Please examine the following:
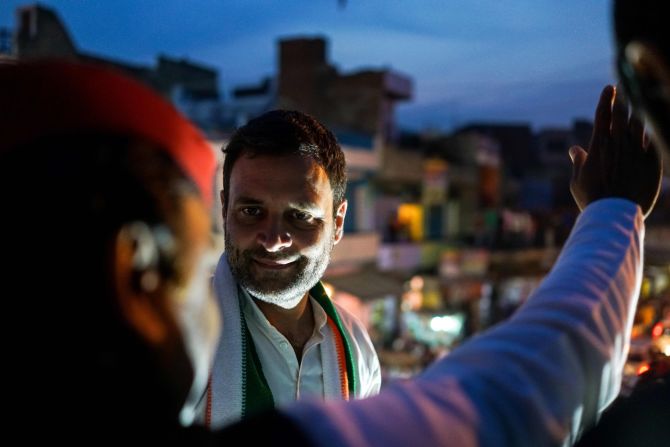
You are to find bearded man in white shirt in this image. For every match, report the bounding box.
[202,110,381,428]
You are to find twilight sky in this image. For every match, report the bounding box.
[1,0,618,132]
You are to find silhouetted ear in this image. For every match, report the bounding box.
[333,200,347,244]
[624,41,670,88]
[624,41,670,170]
[113,222,169,347]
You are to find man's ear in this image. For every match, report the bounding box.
[333,200,347,245]
[113,222,169,347]
[624,41,670,88]
[624,41,670,172]
[623,40,670,124]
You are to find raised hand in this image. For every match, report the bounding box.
[569,85,662,218]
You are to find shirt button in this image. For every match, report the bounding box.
[280,341,290,350]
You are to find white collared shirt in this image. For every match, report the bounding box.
[204,266,382,428]
[240,288,332,405]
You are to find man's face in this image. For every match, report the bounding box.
[223,153,346,309]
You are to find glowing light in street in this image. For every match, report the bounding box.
[430,315,462,333]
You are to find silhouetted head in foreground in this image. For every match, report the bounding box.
[615,0,670,162]
[0,60,219,436]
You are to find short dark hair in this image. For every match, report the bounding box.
[222,110,347,215]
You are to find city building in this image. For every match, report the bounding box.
[12,4,224,137]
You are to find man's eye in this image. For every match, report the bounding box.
[292,211,312,221]
[241,207,262,217]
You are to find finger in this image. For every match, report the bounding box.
[644,141,663,174]
[611,88,630,141]
[607,88,633,187]
[589,85,615,157]
[642,144,663,217]
[628,114,646,175]
[569,146,587,180]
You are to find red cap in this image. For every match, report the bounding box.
[0,59,217,207]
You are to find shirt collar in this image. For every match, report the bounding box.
[239,287,330,341]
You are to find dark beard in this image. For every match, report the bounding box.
[224,232,334,308]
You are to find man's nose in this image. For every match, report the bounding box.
[256,217,292,252]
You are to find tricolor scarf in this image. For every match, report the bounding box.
[205,255,357,428]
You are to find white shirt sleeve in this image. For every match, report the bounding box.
[282,198,644,447]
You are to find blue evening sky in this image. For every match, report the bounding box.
[1,0,617,132]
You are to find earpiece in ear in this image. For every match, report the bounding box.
[624,41,670,100]
[131,269,160,293]
[625,42,645,70]
[127,222,160,270]
[125,222,161,292]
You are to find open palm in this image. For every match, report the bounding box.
[569,85,662,219]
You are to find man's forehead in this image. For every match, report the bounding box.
[235,152,315,166]
[232,153,328,184]
[228,154,333,206]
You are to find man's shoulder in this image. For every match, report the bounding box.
[330,299,376,348]
[331,299,365,328]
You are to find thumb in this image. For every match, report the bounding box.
[569,146,587,179]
